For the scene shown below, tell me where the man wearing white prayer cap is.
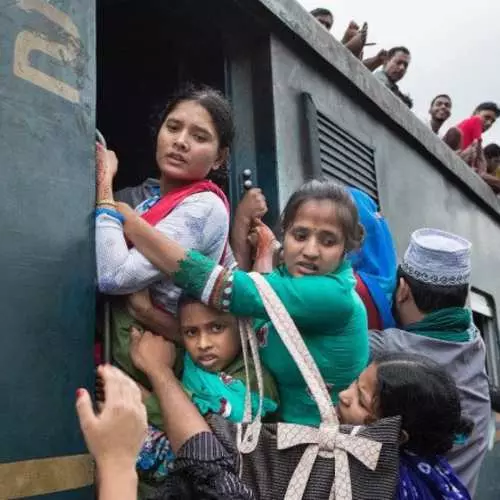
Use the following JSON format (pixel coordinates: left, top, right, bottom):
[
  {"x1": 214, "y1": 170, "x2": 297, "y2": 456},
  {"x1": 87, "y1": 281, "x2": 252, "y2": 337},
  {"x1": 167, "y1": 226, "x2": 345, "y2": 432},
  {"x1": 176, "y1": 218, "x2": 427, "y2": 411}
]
[{"x1": 370, "y1": 228, "x2": 490, "y2": 496}]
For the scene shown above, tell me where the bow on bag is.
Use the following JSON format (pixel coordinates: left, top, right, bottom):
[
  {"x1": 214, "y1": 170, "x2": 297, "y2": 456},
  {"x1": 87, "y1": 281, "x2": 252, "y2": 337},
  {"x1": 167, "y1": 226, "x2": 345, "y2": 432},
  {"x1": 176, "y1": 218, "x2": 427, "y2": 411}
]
[{"x1": 277, "y1": 422, "x2": 382, "y2": 500}]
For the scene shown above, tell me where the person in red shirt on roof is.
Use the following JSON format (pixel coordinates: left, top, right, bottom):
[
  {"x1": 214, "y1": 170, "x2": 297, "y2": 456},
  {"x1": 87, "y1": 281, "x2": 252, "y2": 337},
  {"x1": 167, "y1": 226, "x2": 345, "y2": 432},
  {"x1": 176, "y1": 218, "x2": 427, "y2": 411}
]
[{"x1": 444, "y1": 102, "x2": 500, "y2": 152}]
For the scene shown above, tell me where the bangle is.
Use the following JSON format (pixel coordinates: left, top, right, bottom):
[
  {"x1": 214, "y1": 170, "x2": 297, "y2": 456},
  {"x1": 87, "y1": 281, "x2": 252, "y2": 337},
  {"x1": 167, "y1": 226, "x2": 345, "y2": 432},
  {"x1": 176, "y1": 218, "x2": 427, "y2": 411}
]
[
  {"x1": 96, "y1": 199, "x2": 117, "y2": 207},
  {"x1": 95, "y1": 207, "x2": 125, "y2": 224}
]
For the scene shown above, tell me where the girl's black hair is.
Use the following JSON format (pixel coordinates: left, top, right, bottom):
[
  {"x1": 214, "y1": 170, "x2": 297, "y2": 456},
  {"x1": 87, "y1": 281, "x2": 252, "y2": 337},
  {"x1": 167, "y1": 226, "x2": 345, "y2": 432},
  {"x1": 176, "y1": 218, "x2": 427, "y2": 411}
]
[
  {"x1": 374, "y1": 352, "x2": 474, "y2": 457},
  {"x1": 280, "y1": 180, "x2": 364, "y2": 252},
  {"x1": 152, "y1": 83, "x2": 234, "y2": 188}
]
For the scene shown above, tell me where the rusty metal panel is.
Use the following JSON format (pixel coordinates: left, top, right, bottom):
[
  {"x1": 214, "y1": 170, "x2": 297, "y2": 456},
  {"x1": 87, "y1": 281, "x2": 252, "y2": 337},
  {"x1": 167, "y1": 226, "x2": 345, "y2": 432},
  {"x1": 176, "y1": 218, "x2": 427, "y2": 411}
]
[{"x1": 0, "y1": 0, "x2": 95, "y2": 496}]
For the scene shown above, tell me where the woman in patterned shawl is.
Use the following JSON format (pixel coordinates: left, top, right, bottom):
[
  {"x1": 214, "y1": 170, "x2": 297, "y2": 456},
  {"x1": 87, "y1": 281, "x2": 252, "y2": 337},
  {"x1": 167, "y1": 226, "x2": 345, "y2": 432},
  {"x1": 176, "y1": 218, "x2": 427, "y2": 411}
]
[{"x1": 338, "y1": 352, "x2": 472, "y2": 499}]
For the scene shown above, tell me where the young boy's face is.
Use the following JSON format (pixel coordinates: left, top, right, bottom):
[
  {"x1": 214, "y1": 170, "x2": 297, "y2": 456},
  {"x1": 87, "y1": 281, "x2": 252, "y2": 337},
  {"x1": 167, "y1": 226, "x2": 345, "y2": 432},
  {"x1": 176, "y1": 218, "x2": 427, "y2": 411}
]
[{"x1": 179, "y1": 301, "x2": 241, "y2": 373}]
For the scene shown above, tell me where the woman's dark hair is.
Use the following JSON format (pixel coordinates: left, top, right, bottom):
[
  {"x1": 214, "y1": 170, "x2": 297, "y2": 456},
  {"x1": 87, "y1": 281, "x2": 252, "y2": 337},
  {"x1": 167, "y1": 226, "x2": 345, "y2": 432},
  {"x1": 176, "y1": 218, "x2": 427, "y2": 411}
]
[
  {"x1": 374, "y1": 352, "x2": 473, "y2": 457},
  {"x1": 281, "y1": 180, "x2": 364, "y2": 252},
  {"x1": 397, "y1": 266, "x2": 469, "y2": 313},
  {"x1": 152, "y1": 83, "x2": 234, "y2": 187}
]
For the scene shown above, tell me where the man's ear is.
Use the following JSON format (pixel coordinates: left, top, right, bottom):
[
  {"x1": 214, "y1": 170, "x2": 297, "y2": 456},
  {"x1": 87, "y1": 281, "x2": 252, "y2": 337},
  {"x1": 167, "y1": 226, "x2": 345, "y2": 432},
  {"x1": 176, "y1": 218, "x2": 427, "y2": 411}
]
[{"x1": 395, "y1": 277, "x2": 410, "y2": 304}]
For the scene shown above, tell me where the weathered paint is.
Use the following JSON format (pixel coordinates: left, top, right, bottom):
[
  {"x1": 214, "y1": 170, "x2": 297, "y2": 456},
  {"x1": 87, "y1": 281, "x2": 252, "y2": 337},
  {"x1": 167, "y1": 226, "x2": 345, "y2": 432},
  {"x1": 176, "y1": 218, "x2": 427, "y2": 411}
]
[{"x1": 0, "y1": 0, "x2": 95, "y2": 497}]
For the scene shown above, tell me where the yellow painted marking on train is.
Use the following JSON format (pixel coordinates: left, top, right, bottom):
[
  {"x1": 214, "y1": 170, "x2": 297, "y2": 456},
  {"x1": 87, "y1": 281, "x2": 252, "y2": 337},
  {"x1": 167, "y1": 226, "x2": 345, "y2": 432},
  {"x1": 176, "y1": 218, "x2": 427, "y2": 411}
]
[{"x1": 0, "y1": 454, "x2": 94, "y2": 499}]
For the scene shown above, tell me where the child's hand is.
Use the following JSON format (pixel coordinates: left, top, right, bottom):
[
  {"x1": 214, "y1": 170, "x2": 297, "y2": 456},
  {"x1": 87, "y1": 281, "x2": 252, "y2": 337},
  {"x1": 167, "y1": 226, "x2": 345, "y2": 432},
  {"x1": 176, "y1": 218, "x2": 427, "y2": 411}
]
[
  {"x1": 235, "y1": 188, "x2": 267, "y2": 226},
  {"x1": 76, "y1": 365, "x2": 147, "y2": 471},
  {"x1": 130, "y1": 328, "x2": 177, "y2": 376}
]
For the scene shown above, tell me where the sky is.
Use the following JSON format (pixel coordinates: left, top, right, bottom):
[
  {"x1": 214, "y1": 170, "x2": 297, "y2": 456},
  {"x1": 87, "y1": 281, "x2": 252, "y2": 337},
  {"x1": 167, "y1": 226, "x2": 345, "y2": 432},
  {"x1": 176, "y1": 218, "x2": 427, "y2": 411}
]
[{"x1": 298, "y1": 0, "x2": 500, "y2": 144}]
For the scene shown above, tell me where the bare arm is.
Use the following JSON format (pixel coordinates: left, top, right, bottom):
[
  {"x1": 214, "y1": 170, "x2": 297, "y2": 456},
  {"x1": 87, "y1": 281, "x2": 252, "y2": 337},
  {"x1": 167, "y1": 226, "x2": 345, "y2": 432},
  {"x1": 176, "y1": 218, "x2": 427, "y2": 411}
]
[
  {"x1": 363, "y1": 49, "x2": 387, "y2": 72},
  {"x1": 118, "y1": 202, "x2": 187, "y2": 276},
  {"x1": 231, "y1": 188, "x2": 267, "y2": 270},
  {"x1": 129, "y1": 329, "x2": 210, "y2": 453},
  {"x1": 127, "y1": 289, "x2": 180, "y2": 342},
  {"x1": 76, "y1": 365, "x2": 147, "y2": 500},
  {"x1": 479, "y1": 172, "x2": 500, "y2": 193}
]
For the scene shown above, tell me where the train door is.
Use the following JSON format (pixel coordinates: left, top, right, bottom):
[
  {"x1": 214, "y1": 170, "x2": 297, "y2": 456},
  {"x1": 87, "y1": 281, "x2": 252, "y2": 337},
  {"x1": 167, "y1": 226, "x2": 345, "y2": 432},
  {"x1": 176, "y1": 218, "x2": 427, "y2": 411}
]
[
  {"x1": 471, "y1": 290, "x2": 500, "y2": 499},
  {"x1": 0, "y1": 0, "x2": 96, "y2": 498},
  {"x1": 97, "y1": 0, "x2": 279, "y2": 216}
]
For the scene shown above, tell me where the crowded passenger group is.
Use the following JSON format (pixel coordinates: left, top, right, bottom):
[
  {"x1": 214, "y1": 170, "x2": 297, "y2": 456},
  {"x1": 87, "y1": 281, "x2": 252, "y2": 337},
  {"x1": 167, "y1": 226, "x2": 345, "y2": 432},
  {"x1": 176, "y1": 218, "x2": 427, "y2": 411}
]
[
  {"x1": 310, "y1": 7, "x2": 500, "y2": 195},
  {"x1": 73, "y1": 76, "x2": 495, "y2": 500}
]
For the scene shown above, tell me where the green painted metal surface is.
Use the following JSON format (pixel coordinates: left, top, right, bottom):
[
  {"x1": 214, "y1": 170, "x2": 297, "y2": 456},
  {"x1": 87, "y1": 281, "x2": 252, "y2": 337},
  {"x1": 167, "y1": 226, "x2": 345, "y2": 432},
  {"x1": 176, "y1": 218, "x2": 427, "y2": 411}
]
[{"x1": 0, "y1": 0, "x2": 95, "y2": 496}]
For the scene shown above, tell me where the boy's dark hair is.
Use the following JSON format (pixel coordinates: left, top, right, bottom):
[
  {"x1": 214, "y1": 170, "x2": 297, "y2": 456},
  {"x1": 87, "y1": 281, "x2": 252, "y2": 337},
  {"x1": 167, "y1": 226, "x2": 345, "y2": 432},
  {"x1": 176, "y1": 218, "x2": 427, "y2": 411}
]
[
  {"x1": 430, "y1": 94, "x2": 452, "y2": 107},
  {"x1": 281, "y1": 180, "x2": 364, "y2": 252},
  {"x1": 397, "y1": 266, "x2": 469, "y2": 313},
  {"x1": 484, "y1": 143, "x2": 500, "y2": 159},
  {"x1": 375, "y1": 352, "x2": 474, "y2": 457},
  {"x1": 473, "y1": 101, "x2": 500, "y2": 117},
  {"x1": 310, "y1": 7, "x2": 333, "y2": 17},
  {"x1": 387, "y1": 46, "x2": 410, "y2": 59}
]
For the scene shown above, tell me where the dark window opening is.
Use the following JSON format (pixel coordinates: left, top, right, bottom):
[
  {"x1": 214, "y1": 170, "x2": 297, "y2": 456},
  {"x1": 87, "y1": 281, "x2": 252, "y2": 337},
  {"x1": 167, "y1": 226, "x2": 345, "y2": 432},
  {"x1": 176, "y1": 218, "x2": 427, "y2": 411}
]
[{"x1": 97, "y1": 0, "x2": 227, "y2": 192}]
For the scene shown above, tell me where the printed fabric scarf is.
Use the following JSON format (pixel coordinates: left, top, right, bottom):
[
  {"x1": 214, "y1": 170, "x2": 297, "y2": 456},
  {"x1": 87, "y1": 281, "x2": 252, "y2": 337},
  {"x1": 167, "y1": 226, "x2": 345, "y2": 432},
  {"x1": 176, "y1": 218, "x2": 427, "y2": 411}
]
[
  {"x1": 405, "y1": 307, "x2": 473, "y2": 343},
  {"x1": 397, "y1": 451, "x2": 471, "y2": 499},
  {"x1": 182, "y1": 352, "x2": 278, "y2": 422}
]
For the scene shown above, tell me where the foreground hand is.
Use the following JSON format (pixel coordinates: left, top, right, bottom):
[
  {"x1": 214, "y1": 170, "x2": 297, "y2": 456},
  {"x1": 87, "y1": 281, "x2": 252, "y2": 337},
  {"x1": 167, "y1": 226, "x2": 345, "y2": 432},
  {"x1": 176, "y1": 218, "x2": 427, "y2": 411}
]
[
  {"x1": 130, "y1": 328, "x2": 177, "y2": 376},
  {"x1": 235, "y1": 188, "x2": 268, "y2": 225},
  {"x1": 76, "y1": 365, "x2": 147, "y2": 470}
]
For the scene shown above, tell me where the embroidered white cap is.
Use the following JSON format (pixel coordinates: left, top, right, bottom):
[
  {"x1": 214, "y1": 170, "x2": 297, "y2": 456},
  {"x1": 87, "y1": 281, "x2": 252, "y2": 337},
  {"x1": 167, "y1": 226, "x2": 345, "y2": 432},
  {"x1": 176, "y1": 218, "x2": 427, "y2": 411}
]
[{"x1": 401, "y1": 228, "x2": 472, "y2": 286}]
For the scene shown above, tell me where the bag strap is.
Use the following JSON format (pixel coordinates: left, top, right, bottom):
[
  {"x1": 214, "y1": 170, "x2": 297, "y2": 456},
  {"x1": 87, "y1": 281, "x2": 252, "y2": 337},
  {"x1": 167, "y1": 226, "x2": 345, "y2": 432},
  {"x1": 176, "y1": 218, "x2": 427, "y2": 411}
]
[{"x1": 247, "y1": 272, "x2": 338, "y2": 425}]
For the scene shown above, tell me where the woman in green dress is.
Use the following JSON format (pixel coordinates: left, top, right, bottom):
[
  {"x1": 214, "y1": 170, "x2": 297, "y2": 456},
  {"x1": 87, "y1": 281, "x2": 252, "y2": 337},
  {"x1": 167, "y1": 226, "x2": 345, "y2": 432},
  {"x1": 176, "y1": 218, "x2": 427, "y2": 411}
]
[{"x1": 113, "y1": 180, "x2": 369, "y2": 426}]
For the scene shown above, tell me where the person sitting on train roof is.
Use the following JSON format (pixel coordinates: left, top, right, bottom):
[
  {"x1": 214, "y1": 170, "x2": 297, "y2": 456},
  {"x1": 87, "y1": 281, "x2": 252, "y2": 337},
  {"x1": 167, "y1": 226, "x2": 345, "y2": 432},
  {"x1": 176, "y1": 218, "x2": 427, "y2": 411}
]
[
  {"x1": 369, "y1": 228, "x2": 490, "y2": 496},
  {"x1": 115, "y1": 179, "x2": 370, "y2": 427},
  {"x1": 443, "y1": 102, "x2": 500, "y2": 152},
  {"x1": 310, "y1": 7, "x2": 333, "y2": 31},
  {"x1": 480, "y1": 143, "x2": 500, "y2": 194},
  {"x1": 421, "y1": 94, "x2": 453, "y2": 137},
  {"x1": 131, "y1": 298, "x2": 278, "y2": 485},
  {"x1": 338, "y1": 352, "x2": 472, "y2": 499},
  {"x1": 77, "y1": 364, "x2": 255, "y2": 500},
  {"x1": 310, "y1": 8, "x2": 386, "y2": 71},
  {"x1": 374, "y1": 47, "x2": 413, "y2": 108}
]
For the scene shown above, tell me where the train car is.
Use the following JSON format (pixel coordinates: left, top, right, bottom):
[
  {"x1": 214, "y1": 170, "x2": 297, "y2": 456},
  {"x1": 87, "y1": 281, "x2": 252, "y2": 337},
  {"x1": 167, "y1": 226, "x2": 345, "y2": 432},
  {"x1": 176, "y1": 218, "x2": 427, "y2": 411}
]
[{"x1": 1, "y1": 0, "x2": 499, "y2": 497}]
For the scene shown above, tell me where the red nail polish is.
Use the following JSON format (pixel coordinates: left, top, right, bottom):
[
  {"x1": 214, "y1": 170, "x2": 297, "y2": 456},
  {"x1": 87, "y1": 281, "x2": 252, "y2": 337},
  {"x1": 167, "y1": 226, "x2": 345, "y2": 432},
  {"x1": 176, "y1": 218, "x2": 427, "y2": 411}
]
[{"x1": 76, "y1": 388, "x2": 84, "y2": 399}]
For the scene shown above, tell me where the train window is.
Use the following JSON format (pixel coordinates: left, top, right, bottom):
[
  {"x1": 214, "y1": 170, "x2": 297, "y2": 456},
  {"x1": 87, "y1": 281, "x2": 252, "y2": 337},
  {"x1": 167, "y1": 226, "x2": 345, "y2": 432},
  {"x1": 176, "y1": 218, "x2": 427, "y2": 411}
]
[
  {"x1": 301, "y1": 93, "x2": 379, "y2": 201},
  {"x1": 471, "y1": 289, "x2": 500, "y2": 384}
]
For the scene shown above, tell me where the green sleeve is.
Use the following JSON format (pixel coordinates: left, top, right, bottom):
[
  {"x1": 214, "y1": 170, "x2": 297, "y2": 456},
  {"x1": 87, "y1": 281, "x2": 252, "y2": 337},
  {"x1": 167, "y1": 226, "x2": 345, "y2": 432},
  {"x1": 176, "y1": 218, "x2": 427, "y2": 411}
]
[
  {"x1": 230, "y1": 270, "x2": 354, "y2": 330},
  {"x1": 173, "y1": 250, "x2": 354, "y2": 331}
]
